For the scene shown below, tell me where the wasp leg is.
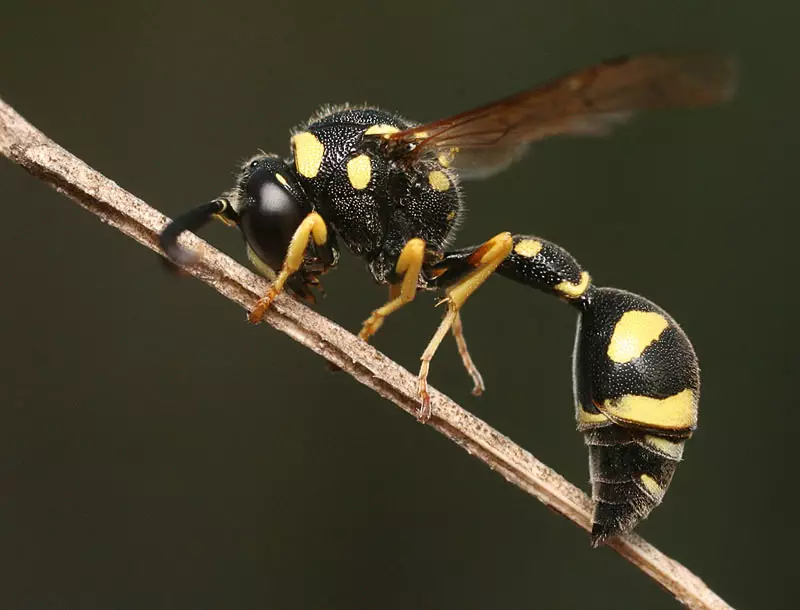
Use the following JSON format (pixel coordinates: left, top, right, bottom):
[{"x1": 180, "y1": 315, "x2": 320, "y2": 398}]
[
  {"x1": 359, "y1": 238, "x2": 426, "y2": 342},
  {"x1": 451, "y1": 312, "x2": 485, "y2": 396},
  {"x1": 248, "y1": 211, "x2": 328, "y2": 324},
  {"x1": 417, "y1": 232, "x2": 513, "y2": 422},
  {"x1": 428, "y1": 234, "x2": 593, "y2": 402}
]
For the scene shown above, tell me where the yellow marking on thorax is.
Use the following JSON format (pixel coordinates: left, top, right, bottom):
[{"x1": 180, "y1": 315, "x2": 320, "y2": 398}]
[
  {"x1": 513, "y1": 239, "x2": 543, "y2": 258},
  {"x1": 642, "y1": 435, "x2": 685, "y2": 461},
  {"x1": 428, "y1": 170, "x2": 451, "y2": 192},
  {"x1": 555, "y1": 271, "x2": 590, "y2": 298},
  {"x1": 291, "y1": 131, "x2": 325, "y2": 178},
  {"x1": 275, "y1": 173, "x2": 289, "y2": 188},
  {"x1": 599, "y1": 388, "x2": 698, "y2": 432},
  {"x1": 364, "y1": 124, "x2": 400, "y2": 136},
  {"x1": 608, "y1": 311, "x2": 669, "y2": 364},
  {"x1": 346, "y1": 154, "x2": 372, "y2": 190},
  {"x1": 437, "y1": 148, "x2": 457, "y2": 168},
  {"x1": 639, "y1": 474, "x2": 663, "y2": 498}
]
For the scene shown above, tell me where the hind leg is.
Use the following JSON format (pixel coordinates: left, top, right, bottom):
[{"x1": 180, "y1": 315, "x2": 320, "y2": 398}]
[{"x1": 416, "y1": 232, "x2": 513, "y2": 421}]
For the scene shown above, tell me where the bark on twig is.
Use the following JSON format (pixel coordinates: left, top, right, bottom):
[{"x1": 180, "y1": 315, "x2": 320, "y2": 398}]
[{"x1": 0, "y1": 96, "x2": 732, "y2": 610}]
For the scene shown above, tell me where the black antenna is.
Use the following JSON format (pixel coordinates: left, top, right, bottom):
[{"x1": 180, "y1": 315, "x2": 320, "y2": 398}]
[{"x1": 159, "y1": 199, "x2": 233, "y2": 264}]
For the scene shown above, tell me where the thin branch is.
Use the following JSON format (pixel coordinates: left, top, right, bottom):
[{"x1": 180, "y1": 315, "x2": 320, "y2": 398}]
[{"x1": 0, "y1": 96, "x2": 732, "y2": 610}]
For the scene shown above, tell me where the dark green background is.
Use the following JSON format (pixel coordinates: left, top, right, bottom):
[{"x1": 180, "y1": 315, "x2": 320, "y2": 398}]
[{"x1": 1, "y1": 1, "x2": 796, "y2": 608}]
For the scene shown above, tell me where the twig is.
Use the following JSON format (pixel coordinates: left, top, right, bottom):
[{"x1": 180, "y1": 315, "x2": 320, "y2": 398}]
[{"x1": 0, "y1": 96, "x2": 732, "y2": 610}]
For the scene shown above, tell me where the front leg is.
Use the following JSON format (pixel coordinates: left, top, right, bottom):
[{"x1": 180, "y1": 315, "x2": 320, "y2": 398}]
[{"x1": 249, "y1": 212, "x2": 329, "y2": 324}]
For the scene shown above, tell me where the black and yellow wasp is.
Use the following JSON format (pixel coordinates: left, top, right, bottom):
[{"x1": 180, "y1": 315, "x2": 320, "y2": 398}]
[{"x1": 160, "y1": 53, "x2": 735, "y2": 545}]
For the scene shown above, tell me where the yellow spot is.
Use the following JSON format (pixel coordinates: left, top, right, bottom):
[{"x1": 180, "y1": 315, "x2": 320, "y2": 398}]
[
  {"x1": 292, "y1": 131, "x2": 324, "y2": 178},
  {"x1": 576, "y1": 404, "x2": 610, "y2": 426},
  {"x1": 364, "y1": 124, "x2": 400, "y2": 136},
  {"x1": 438, "y1": 148, "x2": 457, "y2": 167},
  {"x1": 513, "y1": 239, "x2": 543, "y2": 258},
  {"x1": 555, "y1": 271, "x2": 590, "y2": 298},
  {"x1": 275, "y1": 173, "x2": 289, "y2": 188},
  {"x1": 642, "y1": 435, "x2": 685, "y2": 461},
  {"x1": 639, "y1": 474, "x2": 663, "y2": 498},
  {"x1": 346, "y1": 154, "x2": 372, "y2": 190},
  {"x1": 599, "y1": 388, "x2": 698, "y2": 432},
  {"x1": 446, "y1": 210, "x2": 457, "y2": 221},
  {"x1": 608, "y1": 311, "x2": 669, "y2": 364},
  {"x1": 428, "y1": 170, "x2": 451, "y2": 192}
]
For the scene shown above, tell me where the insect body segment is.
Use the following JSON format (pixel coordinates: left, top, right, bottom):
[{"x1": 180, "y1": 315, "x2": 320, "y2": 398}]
[
  {"x1": 290, "y1": 107, "x2": 463, "y2": 284},
  {"x1": 573, "y1": 287, "x2": 698, "y2": 544}
]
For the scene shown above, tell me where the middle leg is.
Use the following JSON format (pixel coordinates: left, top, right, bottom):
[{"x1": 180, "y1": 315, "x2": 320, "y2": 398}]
[
  {"x1": 359, "y1": 238, "x2": 426, "y2": 342},
  {"x1": 248, "y1": 211, "x2": 329, "y2": 324},
  {"x1": 451, "y1": 311, "x2": 485, "y2": 397}
]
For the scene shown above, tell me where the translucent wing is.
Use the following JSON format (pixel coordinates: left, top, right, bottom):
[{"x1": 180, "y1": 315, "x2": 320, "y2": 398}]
[{"x1": 383, "y1": 53, "x2": 737, "y2": 179}]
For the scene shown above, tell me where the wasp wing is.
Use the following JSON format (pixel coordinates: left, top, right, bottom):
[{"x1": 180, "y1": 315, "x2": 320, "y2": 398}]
[{"x1": 385, "y1": 53, "x2": 736, "y2": 179}]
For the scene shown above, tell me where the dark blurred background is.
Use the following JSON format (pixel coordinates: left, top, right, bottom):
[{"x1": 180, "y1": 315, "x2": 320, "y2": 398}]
[{"x1": 1, "y1": 1, "x2": 796, "y2": 608}]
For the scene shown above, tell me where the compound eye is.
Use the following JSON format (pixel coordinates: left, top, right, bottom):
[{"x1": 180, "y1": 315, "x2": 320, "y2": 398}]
[{"x1": 240, "y1": 169, "x2": 308, "y2": 271}]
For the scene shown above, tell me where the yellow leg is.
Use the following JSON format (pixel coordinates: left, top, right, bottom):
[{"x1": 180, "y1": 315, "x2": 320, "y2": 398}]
[
  {"x1": 417, "y1": 232, "x2": 513, "y2": 422},
  {"x1": 248, "y1": 212, "x2": 328, "y2": 324},
  {"x1": 359, "y1": 238, "x2": 426, "y2": 342},
  {"x1": 452, "y1": 312, "x2": 485, "y2": 397}
]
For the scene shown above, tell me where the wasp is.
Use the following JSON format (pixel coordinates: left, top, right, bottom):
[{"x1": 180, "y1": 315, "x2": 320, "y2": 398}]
[{"x1": 160, "y1": 53, "x2": 735, "y2": 545}]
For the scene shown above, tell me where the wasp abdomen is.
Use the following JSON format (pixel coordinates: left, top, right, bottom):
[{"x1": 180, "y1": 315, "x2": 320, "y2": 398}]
[
  {"x1": 472, "y1": 238, "x2": 700, "y2": 544},
  {"x1": 573, "y1": 287, "x2": 699, "y2": 545}
]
